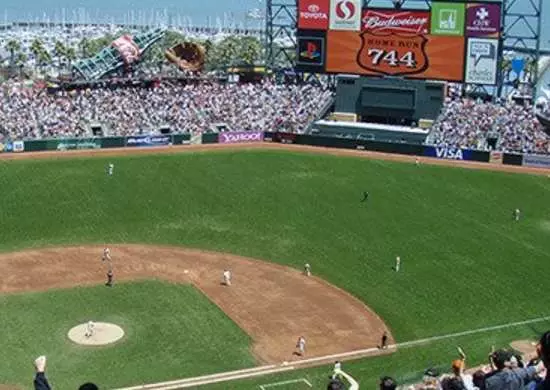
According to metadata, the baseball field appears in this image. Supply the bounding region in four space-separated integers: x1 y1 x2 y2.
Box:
1 144 550 389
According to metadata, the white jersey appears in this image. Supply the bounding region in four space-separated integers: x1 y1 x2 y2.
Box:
103 248 111 261
108 163 114 176
297 337 306 350
223 270 231 283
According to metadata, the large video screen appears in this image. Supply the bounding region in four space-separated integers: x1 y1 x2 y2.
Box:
296 0 502 84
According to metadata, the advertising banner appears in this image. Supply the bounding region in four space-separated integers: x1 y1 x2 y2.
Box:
430 2 466 36
298 0 330 30
329 0 361 31
465 38 499 85
0 142 9 153
13 140 24 152
361 9 430 34
326 31 465 81
522 154 550 169
55 138 101 151
466 3 501 38
490 151 503 164
424 146 474 161
126 135 172 147
297 36 325 68
218 131 264 144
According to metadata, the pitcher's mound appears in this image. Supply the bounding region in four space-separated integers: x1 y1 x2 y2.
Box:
68 322 124 346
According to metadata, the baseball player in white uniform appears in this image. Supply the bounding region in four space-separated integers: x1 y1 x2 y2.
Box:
395 256 401 272
102 248 111 263
514 208 521 221
415 157 420 166
107 163 114 176
296 336 306 356
223 269 232 286
304 263 311 277
85 321 95 338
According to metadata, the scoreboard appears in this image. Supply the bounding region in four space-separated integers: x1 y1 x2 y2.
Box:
296 0 502 84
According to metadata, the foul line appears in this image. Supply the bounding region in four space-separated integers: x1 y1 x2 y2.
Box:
112 314 550 390
259 378 312 389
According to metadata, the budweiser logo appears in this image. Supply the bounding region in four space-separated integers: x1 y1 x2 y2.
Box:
300 3 328 19
362 11 429 34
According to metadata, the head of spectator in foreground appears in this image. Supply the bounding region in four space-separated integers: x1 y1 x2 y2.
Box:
79 384 98 390
540 331 550 367
490 349 512 370
472 370 486 390
380 376 397 390
441 376 467 390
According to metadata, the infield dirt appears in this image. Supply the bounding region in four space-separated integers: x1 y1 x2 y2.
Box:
0 245 391 364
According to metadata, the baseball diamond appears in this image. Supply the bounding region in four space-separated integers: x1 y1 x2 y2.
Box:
1 144 550 389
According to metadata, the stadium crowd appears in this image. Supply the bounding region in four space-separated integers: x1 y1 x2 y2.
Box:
31 331 550 389
0 80 333 140
428 98 550 155
377 331 549 390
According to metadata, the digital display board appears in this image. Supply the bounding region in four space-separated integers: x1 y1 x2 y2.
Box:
296 0 502 84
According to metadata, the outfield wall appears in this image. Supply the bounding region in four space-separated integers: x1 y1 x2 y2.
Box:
0 131 545 169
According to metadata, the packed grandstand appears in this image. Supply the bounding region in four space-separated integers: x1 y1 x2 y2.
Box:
1 80 549 155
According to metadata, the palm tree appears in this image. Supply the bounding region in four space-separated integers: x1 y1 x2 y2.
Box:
30 38 45 70
79 37 91 58
37 50 52 74
65 47 77 71
5 40 22 76
239 36 262 65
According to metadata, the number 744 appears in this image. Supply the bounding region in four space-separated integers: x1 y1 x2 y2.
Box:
367 49 417 68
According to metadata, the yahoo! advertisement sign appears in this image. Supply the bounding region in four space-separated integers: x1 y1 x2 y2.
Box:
218 131 264 144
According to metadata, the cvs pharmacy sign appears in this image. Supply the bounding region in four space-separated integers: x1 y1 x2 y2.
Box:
298 0 330 30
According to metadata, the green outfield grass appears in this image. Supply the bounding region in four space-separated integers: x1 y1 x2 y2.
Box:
0 280 254 389
1 149 550 386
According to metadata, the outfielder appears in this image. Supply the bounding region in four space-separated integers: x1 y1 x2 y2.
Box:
395 256 401 272
514 208 521 221
107 163 114 176
304 263 311 277
85 321 95 338
223 269 232 286
296 336 306 356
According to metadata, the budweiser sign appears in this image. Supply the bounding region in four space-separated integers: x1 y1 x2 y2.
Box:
362 10 430 35
298 0 330 30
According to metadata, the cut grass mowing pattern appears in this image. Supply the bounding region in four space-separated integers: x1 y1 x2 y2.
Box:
1 149 550 385
0 280 254 389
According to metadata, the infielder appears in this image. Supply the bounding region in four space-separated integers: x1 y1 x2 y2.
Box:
380 331 388 349
106 269 114 287
85 321 95 338
395 256 401 272
107 163 114 176
102 248 111 263
296 336 306 356
415 157 420 166
304 263 311 277
514 208 521 221
223 269 232 286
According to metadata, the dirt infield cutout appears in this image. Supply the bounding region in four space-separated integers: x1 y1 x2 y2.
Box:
0 245 391 364
68 322 125 346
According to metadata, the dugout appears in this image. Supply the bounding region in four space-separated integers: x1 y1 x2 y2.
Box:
335 75 445 126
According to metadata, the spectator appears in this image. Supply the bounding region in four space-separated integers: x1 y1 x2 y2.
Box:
485 349 544 390
472 370 486 390
380 376 397 390
535 331 550 389
33 355 51 390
